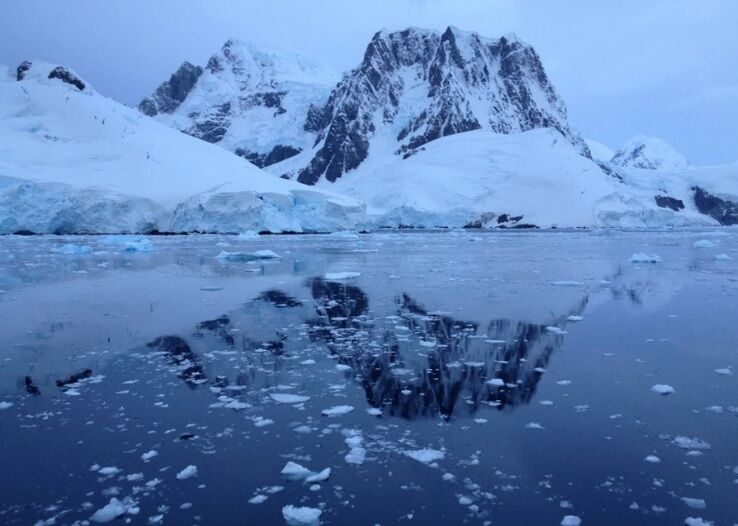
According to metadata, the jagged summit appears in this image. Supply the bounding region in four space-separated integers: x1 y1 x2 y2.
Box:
139 39 338 168
611 135 688 171
14 60 89 92
294 25 587 184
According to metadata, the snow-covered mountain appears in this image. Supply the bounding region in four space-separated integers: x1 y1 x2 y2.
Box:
290 26 589 184
584 138 615 163
139 39 338 168
611 135 688 171
0 60 365 234
329 127 737 228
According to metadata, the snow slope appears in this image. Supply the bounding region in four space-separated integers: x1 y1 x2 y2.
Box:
328 128 728 228
611 135 688 171
140 40 338 168
0 61 365 234
584 138 615 163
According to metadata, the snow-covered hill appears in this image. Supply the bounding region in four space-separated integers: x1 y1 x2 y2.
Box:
140 39 338 168
584 138 615 163
327 128 733 228
611 135 688 171
0 61 365 234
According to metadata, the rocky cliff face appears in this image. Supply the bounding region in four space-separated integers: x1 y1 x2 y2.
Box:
296 26 587 184
138 39 337 168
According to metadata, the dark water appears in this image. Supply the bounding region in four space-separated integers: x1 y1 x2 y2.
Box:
1 231 737 525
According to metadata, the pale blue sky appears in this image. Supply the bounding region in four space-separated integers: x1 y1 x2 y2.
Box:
1 0 737 164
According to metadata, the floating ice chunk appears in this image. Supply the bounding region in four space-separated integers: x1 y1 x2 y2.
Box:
672 436 711 450
90 497 139 523
249 495 268 504
644 455 661 463
176 465 198 480
651 384 675 395
324 272 361 280
561 516 582 526
281 461 311 480
714 253 732 261
216 250 281 261
714 368 732 376
345 445 366 465
628 253 662 263
404 449 444 464
546 326 568 335
539 400 554 406
684 518 714 526
305 468 331 483
681 497 706 509
253 416 274 427
334 364 351 372
525 422 545 430
300 359 316 365
567 315 583 322
101 235 153 252
321 405 354 417
237 231 260 240
551 281 585 286
556 380 572 386
141 450 158 462
366 408 382 416
0 401 12 410
98 467 121 477
52 243 92 255
282 505 322 525
270 393 311 404
487 378 505 387
693 239 719 249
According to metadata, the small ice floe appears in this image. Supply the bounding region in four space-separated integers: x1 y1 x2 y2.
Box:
141 450 158 462
52 243 93 255
305 468 331 483
324 272 360 280
525 422 544 430
321 405 354 417
651 384 675 395
561 516 582 526
567 315 583 322
645 455 661 463
546 326 567 335
334 364 351 372
175 465 198 480
270 393 311 404
249 495 268 504
237 230 260 240
714 253 733 261
693 239 719 249
97 466 121 477
253 416 274 427
282 505 322 525
404 448 445 464
216 250 281 261
300 359 316 365
90 497 139 523
684 518 714 526
628 253 662 263
280 461 312 481
366 407 382 416
681 497 707 509
539 400 554 406
714 368 732 376
126 473 144 481
101 235 153 253
200 286 223 292
672 436 711 450
0 401 13 410
344 432 367 465
551 281 585 287
556 380 572 386
487 378 505 387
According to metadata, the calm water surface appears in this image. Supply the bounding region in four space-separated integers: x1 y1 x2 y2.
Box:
0 231 736 525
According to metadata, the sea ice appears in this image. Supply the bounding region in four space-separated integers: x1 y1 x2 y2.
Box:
282 505 322 525
404 449 445 464
175 465 198 480
270 393 311 404
651 384 675 395
321 405 354 416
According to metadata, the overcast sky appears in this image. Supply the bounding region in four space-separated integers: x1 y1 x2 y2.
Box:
2 0 737 164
